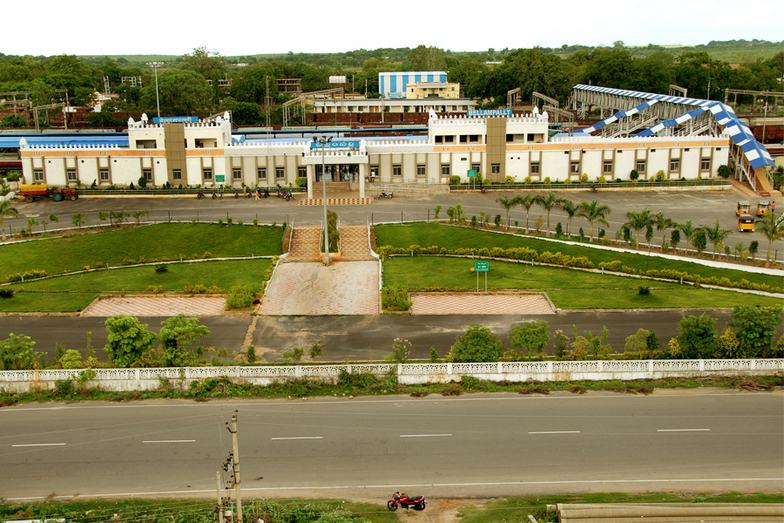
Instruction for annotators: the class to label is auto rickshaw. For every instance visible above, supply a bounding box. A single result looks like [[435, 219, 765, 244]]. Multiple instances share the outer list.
[[738, 214, 754, 232], [756, 201, 771, 217], [736, 201, 751, 216]]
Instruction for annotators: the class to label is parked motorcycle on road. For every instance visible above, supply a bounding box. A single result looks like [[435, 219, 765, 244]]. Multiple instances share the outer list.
[[378, 191, 394, 199], [196, 190, 205, 199], [387, 492, 426, 511]]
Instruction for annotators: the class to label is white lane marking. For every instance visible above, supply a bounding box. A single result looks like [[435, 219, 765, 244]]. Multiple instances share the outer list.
[[657, 429, 710, 432], [400, 434, 452, 438], [142, 440, 196, 443], [9, 477, 784, 501], [528, 431, 580, 435], [11, 443, 66, 447], [271, 436, 323, 440]]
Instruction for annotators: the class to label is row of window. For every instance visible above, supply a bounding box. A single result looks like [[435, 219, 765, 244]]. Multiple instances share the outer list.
[[33, 158, 713, 183]]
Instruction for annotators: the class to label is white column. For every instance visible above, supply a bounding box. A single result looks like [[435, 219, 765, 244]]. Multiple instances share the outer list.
[[307, 164, 314, 199], [359, 163, 366, 198]]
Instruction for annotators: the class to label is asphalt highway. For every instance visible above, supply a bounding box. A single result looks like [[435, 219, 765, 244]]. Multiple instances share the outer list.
[[1, 391, 781, 500]]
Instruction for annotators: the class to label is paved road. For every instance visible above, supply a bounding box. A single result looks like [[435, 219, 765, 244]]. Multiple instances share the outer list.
[[5, 189, 783, 262], [1, 391, 781, 500], [0, 310, 742, 364]]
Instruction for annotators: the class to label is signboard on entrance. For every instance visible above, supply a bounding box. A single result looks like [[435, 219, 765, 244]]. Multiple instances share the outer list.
[[474, 261, 489, 272], [467, 169, 477, 178], [310, 140, 360, 149], [152, 116, 199, 124], [215, 174, 225, 183], [467, 109, 512, 117]]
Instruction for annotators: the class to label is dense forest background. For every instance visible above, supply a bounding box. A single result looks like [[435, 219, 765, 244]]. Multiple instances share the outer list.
[[1, 40, 782, 126]]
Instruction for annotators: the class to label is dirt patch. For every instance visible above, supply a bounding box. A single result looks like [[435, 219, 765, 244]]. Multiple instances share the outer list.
[[396, 498, 478, 523]]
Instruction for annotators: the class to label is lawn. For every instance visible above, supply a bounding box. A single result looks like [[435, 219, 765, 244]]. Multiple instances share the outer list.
[[0, 223, 284, 278], [457, 492, 784, 523], [375, 222, 782, 289], [382, 257, 783, 309], [1, 259, 273, 312]]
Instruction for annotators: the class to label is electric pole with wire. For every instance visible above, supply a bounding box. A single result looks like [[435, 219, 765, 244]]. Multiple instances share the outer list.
[[220, 411, 243, 523]]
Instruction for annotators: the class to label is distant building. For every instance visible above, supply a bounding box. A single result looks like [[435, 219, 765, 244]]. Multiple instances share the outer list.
[[379, 71, 447, 99]]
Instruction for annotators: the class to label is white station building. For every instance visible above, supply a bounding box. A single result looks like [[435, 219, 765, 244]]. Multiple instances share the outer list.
[[19, 85, 775, 197]]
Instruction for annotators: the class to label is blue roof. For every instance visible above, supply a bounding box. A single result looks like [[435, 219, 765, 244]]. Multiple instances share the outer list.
[[571, 85, 775, 170], [0, 134, 129, 149]]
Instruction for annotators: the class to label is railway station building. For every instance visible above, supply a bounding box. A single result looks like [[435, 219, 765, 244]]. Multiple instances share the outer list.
[[18, 85, 776, 197]]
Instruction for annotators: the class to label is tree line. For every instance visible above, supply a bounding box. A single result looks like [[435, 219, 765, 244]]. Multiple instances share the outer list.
[[1, 41, 782, 127]]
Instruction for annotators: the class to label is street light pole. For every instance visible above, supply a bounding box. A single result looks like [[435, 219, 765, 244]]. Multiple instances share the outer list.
[[148, 62, 163, 119], [314, 136, 332, 265]]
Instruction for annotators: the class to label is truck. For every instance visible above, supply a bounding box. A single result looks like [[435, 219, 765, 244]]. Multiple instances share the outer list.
[[18, 183, 78, 203]]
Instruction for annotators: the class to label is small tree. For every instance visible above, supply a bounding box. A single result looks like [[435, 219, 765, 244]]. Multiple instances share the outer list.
[[691, 230, 707, 257], [624, 328, 652, 354], [496, 195, 517, 229], [158, 314, 211, 367], [755, 211, 784, 267], [0, 198, 19, 241], [310, 340, 324, 361], [0, 333, 44, 370], [98, 211, 109, 226], [434, 205, 442, 220], [728, 305, 783, 358], [446, 324, 504, 362], [60, 349, 84, 369], [748, 240, 759, 261], [137, 175, 148, 189], [629, 169, 639, 181], [133, 209, 150, 225], [715, 327, 740, 359], [670, 229, 681, 254], [110, 210, 130, 228], [71, 212, 88, 229], [717, 164, 731, 179], [676, 313, 718, 359], [508, 320, 550, 359], [104, 315, 158, 368], [385, 338, 412, 363]]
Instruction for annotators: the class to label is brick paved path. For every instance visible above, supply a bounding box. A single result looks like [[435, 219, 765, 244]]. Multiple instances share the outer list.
[[410, 293, 555, 315], [299, 198, 373, 206], [340, 225, 375, 260], [81, 296, 226, 317], [259, 261, 379, 315], [287, 226, 322, 261]]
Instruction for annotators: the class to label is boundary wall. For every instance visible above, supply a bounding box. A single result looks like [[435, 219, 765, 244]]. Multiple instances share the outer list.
[[0, 359, 781, 394]]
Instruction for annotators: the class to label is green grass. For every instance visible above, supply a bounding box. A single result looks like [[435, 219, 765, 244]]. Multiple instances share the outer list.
[[1, 259, 272, 312], [1, 223, 284, 278], [457, 492, 784, 523], [382, 257, 783, 309], [375, 223, 782, 289], [0, 497, 399, 523]]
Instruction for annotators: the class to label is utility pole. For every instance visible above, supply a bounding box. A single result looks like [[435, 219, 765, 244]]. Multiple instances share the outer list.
[[226, 411, 242, 523]]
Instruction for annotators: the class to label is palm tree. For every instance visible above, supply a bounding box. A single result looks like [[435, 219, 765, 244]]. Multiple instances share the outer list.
[[534, 192, 565, 236], [654, 212, 674, 252], [755, 211, 784, 267], [0, 198, 19, 241], [577, 200, 611, 242], [496, 195, 517, 230], [560, 200, 578, 238], [623, 208, 653, 247], [676, 220, 697, 256], [515, 194, 537, 234], [701, 219, 732, 259]]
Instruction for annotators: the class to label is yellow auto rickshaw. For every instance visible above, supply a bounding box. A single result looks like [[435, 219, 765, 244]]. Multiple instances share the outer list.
[[756, 201, 771, 217], [737, 201, 751, 216], [738, 214, 755, 232]]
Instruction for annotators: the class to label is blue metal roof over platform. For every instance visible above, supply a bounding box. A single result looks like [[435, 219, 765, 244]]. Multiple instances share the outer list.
[[568, 85, 775, 170], [0, 133, 129, 149]]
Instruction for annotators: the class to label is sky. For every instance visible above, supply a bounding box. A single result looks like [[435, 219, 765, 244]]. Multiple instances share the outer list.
[[3, 0, 783, 58]]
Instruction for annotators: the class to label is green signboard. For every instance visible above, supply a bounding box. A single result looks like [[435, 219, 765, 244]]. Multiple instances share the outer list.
[[467, 169, 478, 178], [474, 261, 489, 272], [215, 174, 225, 183]]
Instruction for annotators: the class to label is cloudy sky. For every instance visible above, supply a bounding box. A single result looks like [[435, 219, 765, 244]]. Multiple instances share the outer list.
[[5, 0, 783, 57]]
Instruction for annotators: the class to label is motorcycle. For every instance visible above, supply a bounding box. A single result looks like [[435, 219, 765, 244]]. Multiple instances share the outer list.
[[211, 190, 218, 200], [233, 190, 239, 199], [590, 183, 598, 193], [378, 192, 394, 199], [387, 492, 426, 511], [283, 191, 294, 201], [196, 190, 205, 199]]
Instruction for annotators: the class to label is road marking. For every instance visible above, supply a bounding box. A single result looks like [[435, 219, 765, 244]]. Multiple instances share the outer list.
[[271, 436, 323, 440], [9, 477, 783, 501], [142, 440, 196, 443], [400, 434, 452, 438], [657, 429, 710, 432], [528, 431, 580, 435], [11, 443, 66, 447]]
